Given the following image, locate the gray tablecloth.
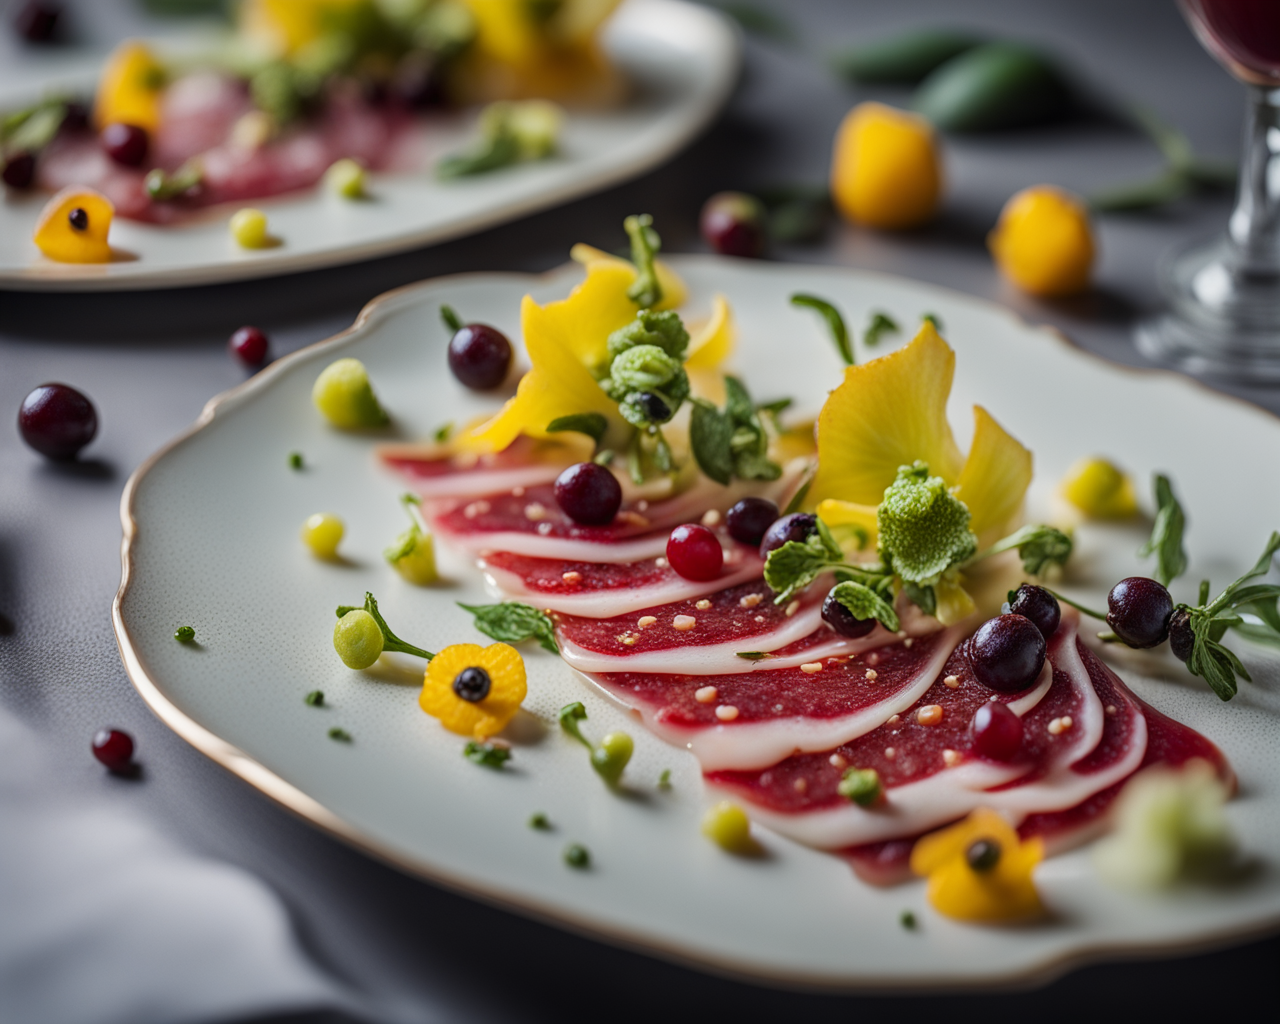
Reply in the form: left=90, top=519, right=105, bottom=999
left=1, top=1, right=1277, bottom=1021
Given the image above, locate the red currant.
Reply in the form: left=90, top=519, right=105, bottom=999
left=92, top=728, right=134, bottom=772
left=554, top=462, right=622, bottom=526
left=448, top=323, right=512, bottom=390
left=229, top=325, right=269, bottom=368
left=100, top=122, right=149, bottom=167
left=667, top=523, right=724, bottom=581
left=970, top=702, right=1023, bottom=761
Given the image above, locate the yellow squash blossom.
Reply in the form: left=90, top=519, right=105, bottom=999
left=462, top=252, right=732, bottom=454
left=420, top=642, right=527, bottom=739
left=910, top=808, right=1044, bottom=923
left=811, top=321, right=1032, bottom=552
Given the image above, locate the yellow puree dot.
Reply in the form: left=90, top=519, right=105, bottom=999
left=701, top=801, right=754, bottom=852
left=230, top=208, right=271, bottom=249
left=301, top=512, right=344, bottom=559
left=1061, top=456, right=1137, bottom=518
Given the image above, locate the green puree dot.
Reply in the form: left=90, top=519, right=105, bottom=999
left=174, top=626, right=195, bottom=643
left=564, top=843, right=590, bottom=869
left=900, top=910, right=917, bottom=930
left=528, top=812, right=550, bottom=830
left=289, top=452, right=304, bottom=470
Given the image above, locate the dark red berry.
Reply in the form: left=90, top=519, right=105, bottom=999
left=554, top=462, right=622, bottom=526
left=13, top=0, right=61, bottom=43
left=1106, top=577, right=1173, bottom=649
left=822, top=590, right=876, bottom=638
left=965, top=838, right=1001, bottom=872
left=92, top=728, right=134, bottom=772
left=967, top=614, right=1046, bottom=693
left=759, top=512, right=817, bottom=558
left=700, top=191, right=766, bottom=258
left=229, top=325, right=269, bottom=368
left=2, top=151, right=35, bottom=189
left=452, top=666, right=491, bottom=702
left=970, top=701, right=1024, bottom=761
left=448, top=323, right=512, bottom=390
left=1008, top=583, right=1060, bottom=640
left=1169, top=607, right=1194, bottom=662
left=68, top=206, right=88, bottom=230
left=667, top=523, right=724, bottom=581
left=725, top=497, right=778, bottom=546
left=100, top=122, right=149, bottom=167
left=18, top=383, right=97, bottom=460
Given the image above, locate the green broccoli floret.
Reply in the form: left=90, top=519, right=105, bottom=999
left=877, top=461, right=977, bottom=585
left=606, top=309, right=690, bottom=363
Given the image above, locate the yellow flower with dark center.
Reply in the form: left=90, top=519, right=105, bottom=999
left=420, top=642, right=526, bottom=739
left=909, top=808, right=1044, bottom=922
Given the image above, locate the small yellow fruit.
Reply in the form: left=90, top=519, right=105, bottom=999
left=1061, top=457, right=1137, bottom=519
left=301, top=512, right=344, bottom=559
left=324, top=158, right=366, bottom=199
left=230, top=207, right=271, bottom=249
left=94, top=41, right=165, bottom=132
left=988, top=185, right=1095, bottom=296
left=33, top=187, right=114, bottom=263
left=312, top=357, right=389, bottom=428
left=701, top=800, right=754, bottom=852
left=830, top=102, right=942, bottom=229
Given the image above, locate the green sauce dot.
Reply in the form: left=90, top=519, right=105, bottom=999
left=304, top=690, right=325, bottom=706
left=289, top=452, right=304, bottom=469
left=900, top=910, right=917, bottom=930
left=564, top=843, right=590, bottom=869
left=529, top=812, right=550, bottom=830
left=174, top=626, right=195, bottom=643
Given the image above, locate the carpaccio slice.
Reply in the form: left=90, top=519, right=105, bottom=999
left=579, top=625, right=970, bottom=772
left=380, top=437, right=572, bottom=499
left=707, top=612, right=1230, bottom=884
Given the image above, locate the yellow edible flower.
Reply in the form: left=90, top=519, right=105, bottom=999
left=910, top=808, right=1044, bottom=923
left=988, top=185, right=1095, bottom=297
left=94, top=41, right=165, bottom=132
left=810, top=321, right=1032, bottom=552
left=420, top=642, right=527, bottom=739
left=462, top=249, right=731, bottom=454
left=1060, top=456, right=1137, bottom=519
left=830, top=102, right=942, bottom=230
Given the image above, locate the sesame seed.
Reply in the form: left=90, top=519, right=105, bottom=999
left=887, top=714, right=900, bottom=725
left=772, top=703, right=784, bottom=713
left=618, top=510, right=650, bottom=528
left=1048, top=715, right=1074, bottom=735
left=561, top=571, right=582, bottom=583
left=800, top=662, right=824, bottom=674
left=716, top=705, right=739, bottom=721
left=695, top=685, right=718, bottom=704
left=615, top=633, right=637, bottom=646
left=655, top=556, right=668, bottom=568
left=754, top=614, right=766, bottom=623
left=903, top=637, right=914, bottom=648
left=829, top=753, right=847, bottom=769
left=885, top=747, right=897, bottom=759
left=696, top=599, right=712, bottom=610
left=536, top=522, right=552, bottom=535
left=785, top=600, right=800, bottom=617
left=943, top=675, right=960, bottom=688
left=637, top=615, right=657, bottom=629
left=635, top=499, right=649, bottom=512
left=523, top=502, right=548, bottom=521
left=701, top=509, right=723, bottom=527
left=916, top=705, right=943, bottom=726
left=942, top=749, right=961, bottom=767
left=740, top=593, right=763, bottom=608
left=462, top=500, right=490, bottom=518
left=793, top=778, right=807, bottom=793
left=672, top=615, right=697, bottom=631
left=867, top=652, right=880, bottom=667
left=1105, top=705, right=1117, bottom=715
left=865, top=669, right=878, bottom=680
left=512, top=485, right=525, bottom=497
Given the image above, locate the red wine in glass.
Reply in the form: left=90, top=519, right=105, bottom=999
left=1182, top=0, right=1280, bottom=85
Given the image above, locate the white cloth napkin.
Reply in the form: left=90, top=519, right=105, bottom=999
left=0, top=706, right=358, bottom=1024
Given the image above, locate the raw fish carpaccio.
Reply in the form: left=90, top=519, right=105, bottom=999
left=382, top=441, right=1233, bottom=885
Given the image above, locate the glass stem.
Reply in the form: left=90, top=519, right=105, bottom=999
left=1228, top=86, right=1280, bottom=272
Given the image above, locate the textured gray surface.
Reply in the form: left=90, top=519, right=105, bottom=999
left=1, top=0, right=1277, bottom=1020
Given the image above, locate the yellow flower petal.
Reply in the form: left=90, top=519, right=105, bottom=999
left=808, top=321, right=964, bottom=507
left=934, top=577, right=977, bottom=625
left=463, top=295, right=629, bottom=453
left=420, top=642, right=527, bottom=740
left=816, top=498, right=878, bottom=535
left=569, top=242, right=687, bottom=311
left=910, top=808, right=1043, bottom=923
left=954, top=406, right=1032, bottom=546
left=685, top=293, right=735, bottom=369
left=94, top=41, right=165, bottom=132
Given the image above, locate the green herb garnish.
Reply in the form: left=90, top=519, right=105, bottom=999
left=174, top=625, right=195, bottom=643
left=658, top=769, right=672, bottom=789
left=689, top=376, right=782, bottom=486
left=433, top=422, right=454, bottom=443
left=547, top=412, right=608, bottom=445
left=791, top=293, right=852, bottom=364
left=864, top=311, right=900, bottom=347
left=464, top=740, right=511, bottom=769
left=735, top=651, right=770, bottom=661
left=328, top=727, right=352, bottom=743
left=838, top=767, right=883, bottom=807
left=335, top=592, right=435, bottom=661
left=288, top=451, right=304, bottom=470
left=459, top=601, right=558, bottom=654
left=624, top=213, right=662, bottom=308
left=558, top=702, right=633, bottom=786
left=529, top=811, right=551, bottom=829
left=900, top=910, right=918, bottom=930
left=440, top=305, right=464, bottom=332
left=877, top=462, right=977, bottom=586
left=971, top=523, right=1074, bottom=577
left=1138, top=473, right=1188, bottom=587
left=144, top=160, right=202, bottom=200
left=922, top=313, right=943, bottom=331
left=564, top=843, right=590, bottom=869
left=304, top=690, right=324, bottom=707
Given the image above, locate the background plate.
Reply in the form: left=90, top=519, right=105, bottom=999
left=114, top=257, right=1280, bottom=987
left=0, top=0, right=736, bottom=292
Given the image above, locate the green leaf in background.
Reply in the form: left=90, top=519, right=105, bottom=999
left=832, top=28, right=982, bottom=84
left=758, top=185, right=833, bottom=243
left=912, top=42, right=1072, bottom=132
left=458, top=601, right=559, bottom=654
left=547, top=412, right=608, bottom=444
left=863, top=311, right=899, bottom=348
left=1138, top=473, right=1188, bottom=587
left=710, top=2, right=796, bottom=43
left=791, top=293, right=853, bottom=364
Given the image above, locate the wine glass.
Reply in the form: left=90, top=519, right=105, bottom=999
left=1136, top=0, right=1280, bottom=380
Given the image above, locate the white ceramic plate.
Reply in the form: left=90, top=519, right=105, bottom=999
left=0, top=0, right=736, bottom=292
left=114, top=257, right=1280, bottom=988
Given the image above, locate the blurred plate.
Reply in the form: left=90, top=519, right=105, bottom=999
left=114, top=257, right=1280, bottom=987
left=0, top=0, right=737, bottom=291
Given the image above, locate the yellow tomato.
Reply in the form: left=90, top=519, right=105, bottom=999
left=830, top=102, right=942, bottom=230
left=988, top=185, right=1095, bottom=297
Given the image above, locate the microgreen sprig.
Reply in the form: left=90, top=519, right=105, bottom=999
left=689, top=375, right=782, bottom=486
left=625, top=213, right=663, bottom=308
left=334, top=592, right=435, bottom=660
left=458, top=601, right=559, bottom=654
left=791, top=293, right=853, bottom=364
left=1138, top=473, right=1187, bottom=587
left=558, top=702, right=633, bottom=786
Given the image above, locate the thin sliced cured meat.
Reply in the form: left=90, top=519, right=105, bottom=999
left=379, top=437, right=571, bottom=500
left=481, top=549, right=765, bottom=618
left=579, top=625, right=968, bottom=771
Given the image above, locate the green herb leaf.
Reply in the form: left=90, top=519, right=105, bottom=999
left=657, top=768, right=672, bottom=789
left=901, top=579, right=937, bottom=616
left=689, top=400, right=735, bottom=485
left=832, top=28, right=981, bottom=84
left=558, top=701, right=592, bottom=751
left=624, top=213, right=662, bottom=308
left=837, top=767, right=883, bottom=807
left=877, top=462, right=977, bottom=585
left=606, top=309, right=689, bottom=363
left=922, top=313, right=943, bottom=331
left=763, top=518, right=846, bottom=603
left=980, top=523, right=1073, bottom=576
left=437, top=129, right=521, bottom=179
left=546, top=412, right=608, bottom=444
left=464, top=740, right=511, bottom=768
left=328, top=727, right=352, bottom=743
left=529, top=811, right=551, bottom=829
left=864, top=311, right=900, bottom=347
left=304, top=689, right=324, bottom=707
left=1138, top=474, right=1188, bottom=586
left=830, top=580, right=900, bottom=633
left=458, top=601, right=558, bottom=654
left=288, top=451, right=304, bottom=470
left=735, top=651, right=771, bottom=661
left=433, top=421, right=454, bottom=443
left=791, top=293, right=853, bottom=364
left=440, top=305, right=464, bottom=332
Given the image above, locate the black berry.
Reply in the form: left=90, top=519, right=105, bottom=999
left=68, top=207, right=88, bottom=230
left=725, top=497, right=779, bottom=546
left=100, top=122, right=149, bottom=167
left=1008, top=583, right=1061, bottom=640
left=1106, top=577, right=1173, bottom=649
left=967, top=614, right=1046, bottom=693
left=2, top=152, right=35, bottom=189
left=452, top=667, right=491, bottom=702
left=965, top=838, right=1001, bottom=872
left=822, top=591, right=876, bottom=638
left=448, top=323, right=512, bottom=390
left=18, top=383, right=97, bottom=460
left=700, top=191, right=766, bottom=258
left=1169, top=607, right=1194, bottom=662
left=554, top=462, right=622, bottom=526
left=759, top=512, right=817, bottom=558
